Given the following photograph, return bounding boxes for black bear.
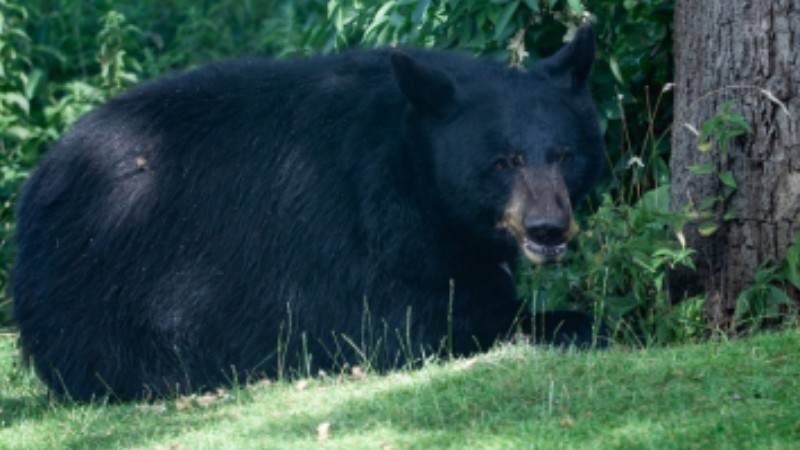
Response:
[12,26,604,401]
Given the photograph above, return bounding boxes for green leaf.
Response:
[364,2,395,37]
[734,291,753,320]
[723,107,753,133]
[604,294,639,316]
[697,222,719,237]
[567,0,584,15]
[767,285,792,306]
[493,1,520,41]
[699,118,718,144]
[722,209,737,221]
[697,142,713,152]
[639,184,670,213]
[411,0,432,23]
[698,196,720,210]
[521,0,540,12]
[609,56,624,84]
[688,164,716,175]
[1,92,30,115]
[719,171,738,189]
[784,233,800,290]
[3,125,33,141]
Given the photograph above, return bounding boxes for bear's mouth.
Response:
[520,238,567,265]
[497,218,572,265]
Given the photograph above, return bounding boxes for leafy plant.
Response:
[687,99,753,237]
[96,11,143,93]
[734,231,800,332]
[0,0,50,323]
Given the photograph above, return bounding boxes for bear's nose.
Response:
[524,216,568,246]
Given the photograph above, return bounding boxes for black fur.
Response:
[12,26,604,400]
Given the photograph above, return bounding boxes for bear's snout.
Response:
[524,215,570,247]
[500,166,576,264]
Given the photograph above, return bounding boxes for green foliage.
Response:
[0,0,56,322]
[697,99,754,159]
[97,11,143,93]
[734,232,800,332]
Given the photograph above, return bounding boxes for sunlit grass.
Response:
[2,330,799,449]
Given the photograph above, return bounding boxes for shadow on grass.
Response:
[0,395,50,427]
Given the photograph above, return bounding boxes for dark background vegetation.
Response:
[8,0,781,344]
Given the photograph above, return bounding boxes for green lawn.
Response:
[1,330,799,449]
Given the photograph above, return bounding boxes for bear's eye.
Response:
[549,147,573,165]
[558,147,574,164]
[492,157,511,172]
[510,153,525,167]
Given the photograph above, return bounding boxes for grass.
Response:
[1,330,799,449]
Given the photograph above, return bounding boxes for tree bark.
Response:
[671,0,799,325]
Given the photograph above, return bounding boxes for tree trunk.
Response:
[670,0,800,325]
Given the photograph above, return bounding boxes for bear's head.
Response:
[392,25,603,265]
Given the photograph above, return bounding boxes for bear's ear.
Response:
[391,51,456,117]
[535,25,595,90]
